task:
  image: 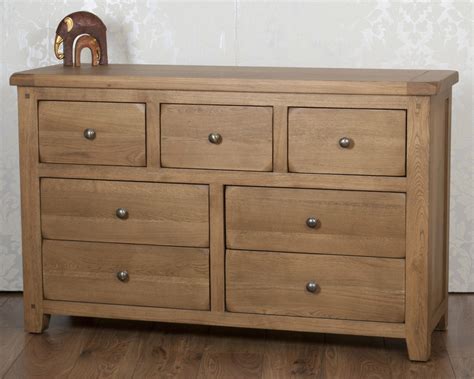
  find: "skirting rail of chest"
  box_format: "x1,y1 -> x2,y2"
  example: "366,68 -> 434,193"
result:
10,65 -> 458,361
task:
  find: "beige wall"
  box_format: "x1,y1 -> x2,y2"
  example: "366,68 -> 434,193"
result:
0,0 -> 473,291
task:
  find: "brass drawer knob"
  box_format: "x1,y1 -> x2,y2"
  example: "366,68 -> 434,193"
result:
306,217 -> 319,228
208,132 -> 222,145
116,207 -> 129,219
339,137 -> 351,148
306,281 -> 318,293
83,128 -> 96,140
116,270 -> 129,282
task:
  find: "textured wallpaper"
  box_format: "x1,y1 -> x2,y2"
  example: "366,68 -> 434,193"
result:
0,0 -> 472,291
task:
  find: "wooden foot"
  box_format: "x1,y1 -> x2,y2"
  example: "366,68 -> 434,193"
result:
24,310 -> 50,333
406,332 -> 431,361
435,313 -> 448,331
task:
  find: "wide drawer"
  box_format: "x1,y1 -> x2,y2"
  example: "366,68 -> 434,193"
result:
161,104 -> 273,171
43,240 -> 210,310
41,179 -> 209,247
226,250 -> 405,322
288,108 -> 406,176
226,186 -> 406,258
39,101 -> 146,166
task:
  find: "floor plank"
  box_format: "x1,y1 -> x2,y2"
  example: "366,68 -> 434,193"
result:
0,293 -> 472,378
320,334 -> 391,378
67,318 -> 153,378
132,323 -> 208,379
262,330 -> 324,379
385,333 -> 455,379
0,328 -> 32,377
197,327 -> 266,379
3,327 -> 93,378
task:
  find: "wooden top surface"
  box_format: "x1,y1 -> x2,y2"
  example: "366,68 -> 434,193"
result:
10,64 -> 458,95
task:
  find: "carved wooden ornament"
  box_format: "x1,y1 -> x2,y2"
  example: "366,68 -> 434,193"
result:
54,11 -> 108,66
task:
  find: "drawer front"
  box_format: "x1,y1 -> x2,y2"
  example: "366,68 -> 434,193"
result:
226,250 -> 405,322
288,108 -> 406,176
39,101 -> 146,166
41,179 -> 209,247
226,186 -> 405,258
43,240 -> 210,310
161,104 -> 273,171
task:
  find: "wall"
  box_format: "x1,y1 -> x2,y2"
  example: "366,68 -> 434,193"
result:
0,0 -> 472,291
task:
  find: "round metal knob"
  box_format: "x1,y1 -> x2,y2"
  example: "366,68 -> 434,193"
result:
115,208 -> 129,219
83,128 -> 96,140
306,217 -> 318,228
208,133 -> 222,145
306,281 -> 318,293
116,270 -> 129,282
339,137 -> 351,148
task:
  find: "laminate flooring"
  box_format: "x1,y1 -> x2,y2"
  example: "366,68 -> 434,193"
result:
0,293 -> 472,378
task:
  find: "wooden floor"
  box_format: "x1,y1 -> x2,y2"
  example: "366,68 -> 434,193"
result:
0,293 -> 472,378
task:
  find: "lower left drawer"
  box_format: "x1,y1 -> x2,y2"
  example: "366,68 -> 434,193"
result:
43,240 -> 210,310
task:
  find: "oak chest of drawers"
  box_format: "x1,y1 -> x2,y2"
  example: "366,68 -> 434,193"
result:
10,65 -> 458,361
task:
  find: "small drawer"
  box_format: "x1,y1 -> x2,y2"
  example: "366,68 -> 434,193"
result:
288,108 -> 406,176
43,240 -> 210,310
39,101 -> 146,166
226,186 -> 406,258
41,179 -> 209,247
226,250 -> 405,322
161,104 -> 273,171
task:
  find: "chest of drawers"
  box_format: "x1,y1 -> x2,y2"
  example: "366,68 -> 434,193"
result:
10,65 -> 457,361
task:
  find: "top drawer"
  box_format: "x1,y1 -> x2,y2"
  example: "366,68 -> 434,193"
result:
161,104 -> 273,171
288,108 -> 406,176
39,101 -> 146,166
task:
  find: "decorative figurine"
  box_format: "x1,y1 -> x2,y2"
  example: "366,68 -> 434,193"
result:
54,11 -> 108,66
74,35 -> 101,67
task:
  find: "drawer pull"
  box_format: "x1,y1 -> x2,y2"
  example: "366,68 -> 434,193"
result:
306,217 -> 319,228
208,132 -> 222,145
83,128 -> 97,140
306,281 -> 318,293
116,270 -> 129,282
115,207 -> 129,219
338,137 -> 351,148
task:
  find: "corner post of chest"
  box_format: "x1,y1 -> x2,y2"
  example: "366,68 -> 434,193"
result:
405,96 -> 431,361
17,87 -> 50,333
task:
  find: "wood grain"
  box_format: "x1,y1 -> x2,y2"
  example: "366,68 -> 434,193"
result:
262,330 -> 324,378
66,319 -> 152,378
161,104 -> 273,171
0,328 -> 32,377
33,86 -> 411,109
428,91 -> 452,330
1,293 -> 472,377
321,335 -> 391,378
272,106 -> 288,172
145,96 -> 161,168
198,327 -> 266,379
38,164 -> 407,192
288,108 -> 406,176
39,101 -> 146,166
405,96 -> 431,361
210,184 -> 225,312
10,64 -> 458,95
226,250 -> 405,323
9,65 -> 458,362
43,240 -> 210,310
133,323 -> 209,378
3,328 -> 92,378
17,88 -> 50,333
41,179 -> 209,247
226,186 -> 406,258
42,300 -> 405,338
